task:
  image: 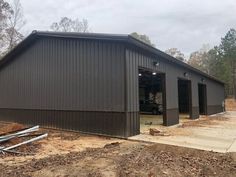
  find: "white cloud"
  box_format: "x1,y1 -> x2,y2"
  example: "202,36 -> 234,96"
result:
20,0 -> 236,55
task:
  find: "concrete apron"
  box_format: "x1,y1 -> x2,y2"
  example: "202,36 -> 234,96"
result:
129,111 -> 236,153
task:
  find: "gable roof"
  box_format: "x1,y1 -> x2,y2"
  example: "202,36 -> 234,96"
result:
0,30 -> 224,85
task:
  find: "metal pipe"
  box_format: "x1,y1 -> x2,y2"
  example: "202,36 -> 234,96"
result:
0,125 -> 39,139
1,133 -> 48,151
0,133 -> 31,143
0,126 -> 39,143
1,149 -> 35,155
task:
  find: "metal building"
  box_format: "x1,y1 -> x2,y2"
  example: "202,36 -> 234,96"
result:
0,31 -> 225,138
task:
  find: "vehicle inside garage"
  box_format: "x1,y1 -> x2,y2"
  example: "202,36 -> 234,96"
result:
178,79 -> 192,119
138,68 -> 165,127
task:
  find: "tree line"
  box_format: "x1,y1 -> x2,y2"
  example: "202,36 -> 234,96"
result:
188,29 -> 236,99
131,30 -> 236,99
1,0 -> 235,99
165,29 -> 236,99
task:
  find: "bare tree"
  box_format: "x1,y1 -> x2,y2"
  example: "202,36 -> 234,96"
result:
0,0 -> 12,55
72,19 -> 89,32
130,32 -> 155,47
50,17 -> 90,33
5,0 -> 25,50
0,0 -> 25,57
188,44 -> 211,73
165,48 -> 185,61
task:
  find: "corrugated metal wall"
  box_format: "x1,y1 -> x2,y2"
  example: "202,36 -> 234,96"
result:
125,46 -> 225,125
125,47 -> 180,111
0,109 -> 127,137
0,37 -> 125,112
0,35 -> 225,137
206,79 -> 225,114
0,37 -> 135,137
207,79 -> 225,106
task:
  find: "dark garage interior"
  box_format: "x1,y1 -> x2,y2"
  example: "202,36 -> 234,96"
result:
138,68 -> 165,125
178,79 -> 192,118
198,84 -> 207,115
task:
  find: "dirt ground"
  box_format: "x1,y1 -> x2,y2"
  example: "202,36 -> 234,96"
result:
226,98 -> 236,111
0,122 -> 236,177
0,99 -> 236,177
0,138 -> 236,177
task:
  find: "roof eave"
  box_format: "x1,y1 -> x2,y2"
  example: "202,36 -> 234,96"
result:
0,31 -> 225,85
127,35 -> 225,85
0,32 -> 37,68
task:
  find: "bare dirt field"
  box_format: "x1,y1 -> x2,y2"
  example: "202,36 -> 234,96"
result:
0,126 -> 236,177
0,122 -> 236,177
0,99 -> 236,177
226,98 -> 236,111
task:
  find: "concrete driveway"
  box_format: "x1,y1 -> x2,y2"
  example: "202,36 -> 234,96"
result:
129,111 -> 236,153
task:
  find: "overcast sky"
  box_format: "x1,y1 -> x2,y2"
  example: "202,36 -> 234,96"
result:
19,0 -> 236,56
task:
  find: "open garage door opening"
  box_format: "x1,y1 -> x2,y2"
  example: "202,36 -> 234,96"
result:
198,84 -> 207,115
138,68 -> 165,131
178,79 -> 192,119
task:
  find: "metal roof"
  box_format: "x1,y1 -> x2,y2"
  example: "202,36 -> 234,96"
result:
0,30 -> 224,85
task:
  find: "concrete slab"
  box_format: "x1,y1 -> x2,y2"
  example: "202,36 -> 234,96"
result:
129,111 -> 236,153
227,139 -> 236,152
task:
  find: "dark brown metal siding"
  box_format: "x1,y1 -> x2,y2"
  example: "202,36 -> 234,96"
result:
0,109 -> 127,137
125,112 -> 140,137
125,46 -> 224,118
0,35 -> 225,137
0,37 -> 131,137
125,47 -> 180,112
206,79 -> 225,114
0,37 -> 125,112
